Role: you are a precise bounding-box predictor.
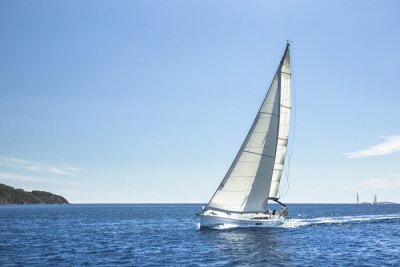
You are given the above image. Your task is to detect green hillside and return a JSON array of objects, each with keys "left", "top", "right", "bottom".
[{"left": 0, "top": 183, "right": 68, "bottom": 204}]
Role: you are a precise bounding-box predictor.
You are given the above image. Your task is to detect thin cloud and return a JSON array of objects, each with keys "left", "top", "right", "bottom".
[
  {"left": 0, "top": 156, "right": 81, "bottom": 176},
  {"left": 342, "top": 177, "right": 400, "bottom": 192},
  {"left": 0, "top": 172, "right": 82, "bottom": 185},
  {"left": 362, "top": 178, "right": 400, "bottom": 189},
  {"left": 344, "top": 135, "right": 400, "bottom": 159}
]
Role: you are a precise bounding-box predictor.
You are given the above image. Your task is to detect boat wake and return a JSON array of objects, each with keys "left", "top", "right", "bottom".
[
  {"left": 281, "top": 213, "right": 400, "bottom": 228},
  {"left": 197, "top": 214, "right": 400, "bottom": 230},
  {"left": 196, "top": 222, "right": 283, "bottom": 230}
]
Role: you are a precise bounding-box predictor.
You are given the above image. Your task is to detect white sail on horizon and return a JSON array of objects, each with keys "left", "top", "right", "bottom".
[{"left": 206, "top": 44, "right": 292, "bottom": 212}]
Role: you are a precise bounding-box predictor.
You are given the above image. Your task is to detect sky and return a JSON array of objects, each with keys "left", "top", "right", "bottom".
[{"left": 1, "top": 0, "right": 400, "bottom": 204}]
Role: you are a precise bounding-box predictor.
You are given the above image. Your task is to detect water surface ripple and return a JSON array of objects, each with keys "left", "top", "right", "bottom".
[{"left": 1, "top": 204, "right": 399, "bottom": 266}]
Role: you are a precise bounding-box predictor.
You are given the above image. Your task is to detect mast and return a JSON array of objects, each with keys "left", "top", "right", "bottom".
[{"left": 205, "top": 44, "right": 292, "bottom": 213}]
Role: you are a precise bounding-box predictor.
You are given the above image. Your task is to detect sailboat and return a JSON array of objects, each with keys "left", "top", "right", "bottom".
[
  {"left": 372, "top": 195, "right": 377, "bottom": 205},
  {"left": 356, "top": 192, "right": 359, "bottom": 204},
  {"left": 199, "top": 43, "right": 293, "bottom": 228}
]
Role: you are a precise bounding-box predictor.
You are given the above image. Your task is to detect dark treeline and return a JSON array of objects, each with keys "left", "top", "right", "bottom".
[{"left": 0, "top": 183, "right": 68, "bottom": 204}]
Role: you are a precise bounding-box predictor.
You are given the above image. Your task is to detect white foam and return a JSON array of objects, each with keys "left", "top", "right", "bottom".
[
  {"left": 210, "top": 221, "right": 284, "bottom": 230},
  {"left": 214, "top": 223, "right": 241, "bottom": 230},
  {"left": 281, "top": 213, "right": 400, "bottom": 228},
  {"left": 197, "top": 214, "right": 400, "bottom": 230}
]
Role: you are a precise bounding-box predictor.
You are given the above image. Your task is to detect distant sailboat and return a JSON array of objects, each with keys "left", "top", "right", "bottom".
[
  {"left": 356, "top": 192, "right": 359, "bottom": 205},
  {"left": 199, "top": 43, "right": 293, "bottom": 228},
  {"left": 372, "top": 195, "right": 377, "bottom": 205}
]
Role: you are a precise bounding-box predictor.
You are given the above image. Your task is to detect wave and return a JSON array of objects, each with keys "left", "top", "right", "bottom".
[
  {"left": 197, "top": 214, "right": 400, "bottom": 230},
  {"left": 281, "top": 213, "right": 400, "bottom": 228}
]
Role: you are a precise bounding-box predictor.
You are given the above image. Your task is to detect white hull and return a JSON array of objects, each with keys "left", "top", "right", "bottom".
[{"left": 199, "top": 210, "right": 284, "bottom": 229}]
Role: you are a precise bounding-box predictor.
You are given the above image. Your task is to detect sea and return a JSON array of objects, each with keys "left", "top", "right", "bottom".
[{"left": 0, "top": 204, "right": 399, "bottom": 266}]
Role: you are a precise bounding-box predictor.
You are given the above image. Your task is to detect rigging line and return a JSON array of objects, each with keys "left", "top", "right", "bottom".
[
  {"left": 280, "top": 164, "right": 290, "bottom": 198},
  {"left": 278, "top": 158, "right": 290, "bottom": 198},
  {"left": 278, "top": 166, "right": 288, "bottom": 198}
]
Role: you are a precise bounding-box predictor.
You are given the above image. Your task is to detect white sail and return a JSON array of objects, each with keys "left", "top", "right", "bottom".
[
  {"left": 207, "top": 45, "right": 291, "bottom": 212},
  {"left": 357, "top": 192, "right": 359, "bottom": 204},
  {"left": 269, "top": 47, "right": 292, "bottom": 199}
]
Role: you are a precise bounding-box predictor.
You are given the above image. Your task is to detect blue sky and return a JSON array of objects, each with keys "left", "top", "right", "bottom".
[{"left": 1, "top": 0, "right": 399, "bottom": 203}]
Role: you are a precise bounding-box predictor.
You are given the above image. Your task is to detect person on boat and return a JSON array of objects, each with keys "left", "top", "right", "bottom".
[{"left": 280, "top": 207, "right": 288, "bottom": 217}]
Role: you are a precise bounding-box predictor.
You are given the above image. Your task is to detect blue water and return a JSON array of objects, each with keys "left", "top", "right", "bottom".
[{"left": 1, "top": 204, "right": 399, "bottom": 266}]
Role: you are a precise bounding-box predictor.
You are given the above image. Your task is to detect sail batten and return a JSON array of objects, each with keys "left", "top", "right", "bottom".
[{"left": 207, "top": 44, "right": 291, "bottom": 212}]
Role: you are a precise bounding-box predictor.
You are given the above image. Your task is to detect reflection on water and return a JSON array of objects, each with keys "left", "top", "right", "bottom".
[{"left": 202, "top": 228, "right": 291, "bottom": 266}]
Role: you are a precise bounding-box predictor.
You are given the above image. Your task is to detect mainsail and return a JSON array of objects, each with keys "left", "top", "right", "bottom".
[{"left": 207, "top": 44, "right": 292, "bottom": 212}]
